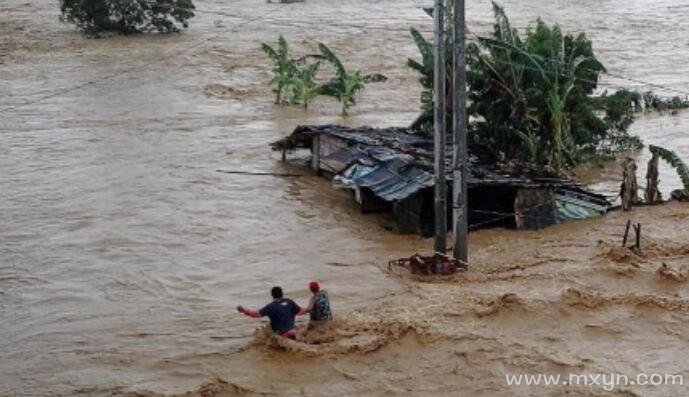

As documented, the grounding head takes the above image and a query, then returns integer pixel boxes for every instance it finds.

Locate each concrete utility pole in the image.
[433,0,447,254]
[452,0,468,263]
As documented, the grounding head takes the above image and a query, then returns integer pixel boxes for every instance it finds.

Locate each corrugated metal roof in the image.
[273,125,602,202]
[352,158,434,201]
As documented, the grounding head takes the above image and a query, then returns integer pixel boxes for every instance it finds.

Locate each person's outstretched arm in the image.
[287,300,308,316]
[237,305,261,318]
[304,296,315,313]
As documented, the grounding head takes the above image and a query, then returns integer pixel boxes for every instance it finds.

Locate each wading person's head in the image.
[271,286,283,299]
[309,281,319,294]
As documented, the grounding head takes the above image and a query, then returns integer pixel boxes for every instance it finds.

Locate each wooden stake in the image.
[622,219,632,247]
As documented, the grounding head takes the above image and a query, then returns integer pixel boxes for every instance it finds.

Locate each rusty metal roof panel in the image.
[274,124,600,201]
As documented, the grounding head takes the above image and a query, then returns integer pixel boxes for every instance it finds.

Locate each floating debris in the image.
[388,253,468,276]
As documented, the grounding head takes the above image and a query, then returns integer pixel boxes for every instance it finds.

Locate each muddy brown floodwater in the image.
[1,0,689,396]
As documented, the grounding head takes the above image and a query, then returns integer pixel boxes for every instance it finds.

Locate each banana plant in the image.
[408,2,659,171]
[316,43,386,116]
[407,27,436,130]
[289,62,321,109]
[516,130,541,164]
[649,145,689,192]
[407,18,455,132]
[262,36,298,104]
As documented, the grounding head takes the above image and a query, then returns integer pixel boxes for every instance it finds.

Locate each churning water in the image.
[2,0,689,395]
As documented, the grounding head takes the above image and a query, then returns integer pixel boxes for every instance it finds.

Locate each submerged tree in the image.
[262,38,385,113]
[290,62,321,109]
[468,7,615,170]
[317,43,386,116]
[60,0,195,35]
[407,25,451,131]
[262,36,299,105]
[407,2,689,172]
[465,3,645,171]
[407,5,454,131]
[640,92,689,112]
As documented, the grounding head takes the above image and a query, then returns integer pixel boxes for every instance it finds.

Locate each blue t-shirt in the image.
[259,298,301,334]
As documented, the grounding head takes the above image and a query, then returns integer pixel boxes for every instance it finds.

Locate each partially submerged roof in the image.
[272,125,604,203]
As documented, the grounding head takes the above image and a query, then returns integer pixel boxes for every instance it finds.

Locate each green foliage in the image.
[407,5,455,131]
[317,43,386,116]
[407,26,441,130]
[262,36,298,105]
[407,1,659,172]
[262,38,385,114]
[649,145,689,193]
[465,2,619,171]
[60,0,195,35]
[640,92,689,112]
[290,62,321,109]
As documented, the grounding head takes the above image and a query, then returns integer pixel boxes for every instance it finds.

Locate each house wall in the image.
[317,134,351,174]
[467,185,517,229]
[393,188,435,236]
[309,134,559,234]
[514,187,557,230]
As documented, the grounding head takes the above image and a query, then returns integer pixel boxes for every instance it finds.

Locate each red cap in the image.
[309,281,320,293]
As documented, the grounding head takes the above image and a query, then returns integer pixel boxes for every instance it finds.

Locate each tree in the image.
[407,26,448,130]
[60,0,195,35]
[290,62,321,109]
[407,2,689,172]
[406,3,458,131]
[262,38,385,113]
[262,36,298,104]
[465,3,621,171]
[317,43,386,116]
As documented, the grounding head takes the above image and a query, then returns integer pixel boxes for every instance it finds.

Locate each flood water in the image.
[2,0,689,395]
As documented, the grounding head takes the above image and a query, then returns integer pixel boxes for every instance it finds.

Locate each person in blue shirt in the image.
[237,286,306,339]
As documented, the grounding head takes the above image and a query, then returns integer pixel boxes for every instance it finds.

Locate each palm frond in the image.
[649,145,689,191]
[261,43,278,60]
[278,35,289,58]
[318,43,346,77]
[317,81,341,97]
[407,59,426,74]
[409,27,433,69]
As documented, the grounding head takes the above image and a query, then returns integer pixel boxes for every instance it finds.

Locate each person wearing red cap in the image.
[236,286,307,339]
[305,281,332,327]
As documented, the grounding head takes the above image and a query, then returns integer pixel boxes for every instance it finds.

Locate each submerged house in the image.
[272,125,610,236]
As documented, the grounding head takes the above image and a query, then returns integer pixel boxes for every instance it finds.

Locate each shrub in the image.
[60,0,195,35]
[262,36,299,105]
